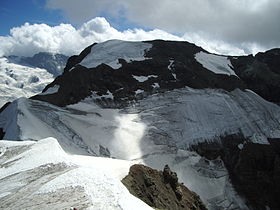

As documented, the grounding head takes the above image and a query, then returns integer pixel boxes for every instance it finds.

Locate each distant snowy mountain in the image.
[1,40,280,209]
[7,52,68,77]
[0,57,54,107]
[0,52,68,107]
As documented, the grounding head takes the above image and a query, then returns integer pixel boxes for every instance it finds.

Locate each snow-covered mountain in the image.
[1,40,280,210]
[0,57,53,108]
[0,53,68,107]
[7,52,68,77]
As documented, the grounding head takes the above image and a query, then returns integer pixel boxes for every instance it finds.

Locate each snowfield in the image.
[0,138,152,210]
[1,87,278,209]
[0,57,54,107]
[195,51,238,77]
[79,40,152,69]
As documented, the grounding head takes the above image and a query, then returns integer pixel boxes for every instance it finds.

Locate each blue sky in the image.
[0,0,140,36]
[0,0,64,35]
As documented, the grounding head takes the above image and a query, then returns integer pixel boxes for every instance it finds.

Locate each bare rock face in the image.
[122,164,207,210]
[192,134,280,210]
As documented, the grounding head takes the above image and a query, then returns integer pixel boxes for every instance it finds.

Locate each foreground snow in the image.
[0,138,152,210]
[0,57,54,107]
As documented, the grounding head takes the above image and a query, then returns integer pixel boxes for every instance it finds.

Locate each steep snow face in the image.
[134,88,280,146]
[2,88,280,156]
[195,52,238,77]
[0,138,152,210]
[79,40,152,69]
[0,57,54,107]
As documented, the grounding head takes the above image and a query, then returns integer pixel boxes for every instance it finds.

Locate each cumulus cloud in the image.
[46,0,280,54]
[0,17,183,57]
[0,17,270,57]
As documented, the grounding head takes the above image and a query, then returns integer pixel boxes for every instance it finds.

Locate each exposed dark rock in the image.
[122,164,207,210]
[99,145,110,157]
[0,101,10,141]
[230,49,280,103]
[63,44,96,73]
[0,102,11,114]
[192,134,280,210]
[0,128,5,140]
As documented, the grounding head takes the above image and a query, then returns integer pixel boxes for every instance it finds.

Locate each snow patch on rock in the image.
[152,83,160,88]
[133,75,158,82]
[79,40,152,69]
[135,89,144,95]
[195,52,238,77]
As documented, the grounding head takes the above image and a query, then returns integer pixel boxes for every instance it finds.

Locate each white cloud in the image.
[0,17,184,57]
[0,17,267,57]
[46,0,280,53]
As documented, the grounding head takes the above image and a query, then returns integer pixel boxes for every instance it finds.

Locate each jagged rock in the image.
[192,134,280,210]
[122,164,207,210]
[0,102,11,114]
[63,44,96,73]
[230,48,280,104]
[0,128,4,140]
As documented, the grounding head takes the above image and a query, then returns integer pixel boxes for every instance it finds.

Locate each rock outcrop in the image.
[122,164,207,210]
[192,134,280,210]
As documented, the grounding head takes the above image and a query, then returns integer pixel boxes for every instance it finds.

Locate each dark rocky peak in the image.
[230,49,280,103]
[122,164,207,210]
[63,43,96,73]
[32,40,245,107]
[31,39,280,107]
[255,48,280,75]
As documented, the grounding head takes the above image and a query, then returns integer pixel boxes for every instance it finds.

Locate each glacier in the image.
[1,86,279,209]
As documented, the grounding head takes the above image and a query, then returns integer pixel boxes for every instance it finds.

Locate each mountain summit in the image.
[32,40,280,107]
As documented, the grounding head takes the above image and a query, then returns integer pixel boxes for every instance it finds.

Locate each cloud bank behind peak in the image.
[46,0,280,54]
[0,14,277,58]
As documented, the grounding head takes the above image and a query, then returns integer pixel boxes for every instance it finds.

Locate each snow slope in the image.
[0,138,152,210]
[0,57,54,107]
[79,40,152,69]
[2,87,279,208]
[195,52,238,77]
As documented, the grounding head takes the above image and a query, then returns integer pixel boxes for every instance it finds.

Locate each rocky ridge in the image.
[122,164,207,210]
